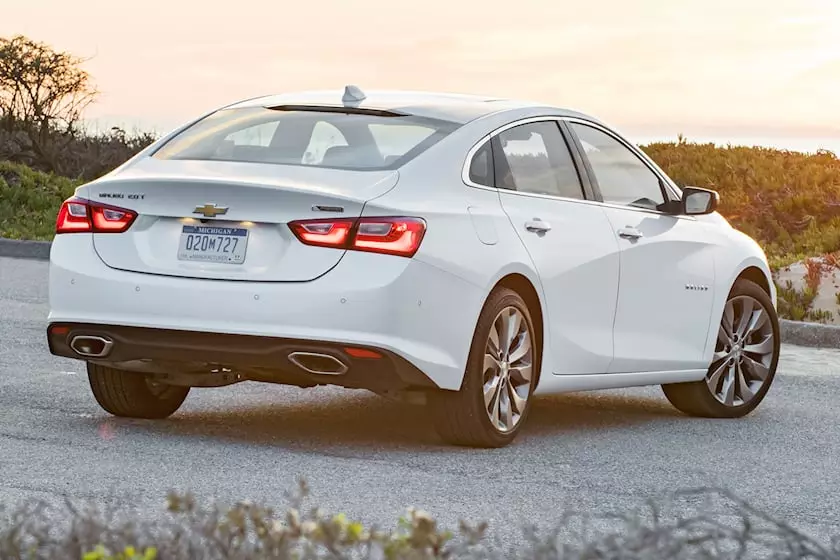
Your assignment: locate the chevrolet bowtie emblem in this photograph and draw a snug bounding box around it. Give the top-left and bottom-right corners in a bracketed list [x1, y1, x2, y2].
[193, 204, 228, 218]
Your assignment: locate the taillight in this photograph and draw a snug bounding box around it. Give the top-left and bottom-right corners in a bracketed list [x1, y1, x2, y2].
[56, 197, 137, 234]
[55, 200, 92, 233]
[288, 217, 426, 258]
[288, 219, 355, 249]
[353, 218, 426, 257]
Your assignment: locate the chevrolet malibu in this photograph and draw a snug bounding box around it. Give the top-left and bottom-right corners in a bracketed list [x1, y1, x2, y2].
[46, 87, 780, 447]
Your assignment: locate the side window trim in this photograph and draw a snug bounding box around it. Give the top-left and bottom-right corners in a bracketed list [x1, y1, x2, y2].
[490, 135, 508, 190]
[461, 117, 596, 202]
[557, 120, 597, 201]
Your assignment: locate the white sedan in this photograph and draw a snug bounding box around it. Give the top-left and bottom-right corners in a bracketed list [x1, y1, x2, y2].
[46, 87, 780, 447]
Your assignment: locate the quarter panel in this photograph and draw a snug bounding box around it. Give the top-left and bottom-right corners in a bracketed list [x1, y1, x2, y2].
[362, 147, 556, 385]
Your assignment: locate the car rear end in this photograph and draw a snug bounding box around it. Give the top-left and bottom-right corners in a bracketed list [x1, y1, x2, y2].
[46, 102, 485, 394]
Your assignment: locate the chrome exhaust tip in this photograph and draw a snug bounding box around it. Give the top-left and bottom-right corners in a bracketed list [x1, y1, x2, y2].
[70, 335, 114, 358]
[288, 352, 349, 375]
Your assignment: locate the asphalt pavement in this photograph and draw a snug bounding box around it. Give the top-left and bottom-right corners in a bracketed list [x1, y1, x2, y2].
[2, 255, 840, 543]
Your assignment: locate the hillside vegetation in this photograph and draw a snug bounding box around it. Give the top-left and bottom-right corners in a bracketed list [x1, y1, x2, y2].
[643, 140, 840, 270]
[3, 140, 840, 270]
[0, 160, 79, 240]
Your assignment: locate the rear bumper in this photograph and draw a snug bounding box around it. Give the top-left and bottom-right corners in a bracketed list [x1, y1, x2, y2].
[47, 322, 438, 393]
[47, 235, 486, 390]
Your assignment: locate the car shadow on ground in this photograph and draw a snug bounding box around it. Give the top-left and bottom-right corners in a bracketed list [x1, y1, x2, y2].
[83, 386, 687, 451]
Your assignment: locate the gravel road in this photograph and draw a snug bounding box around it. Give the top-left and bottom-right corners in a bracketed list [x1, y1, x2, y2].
[2, 255, 839, 542]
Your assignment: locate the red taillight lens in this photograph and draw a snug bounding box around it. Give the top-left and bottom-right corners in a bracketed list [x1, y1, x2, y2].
[288, 217, 426, 258]
[56, 198, 137, 234]
[90, 205, 136, 232]
[288, 219, 355, 249]
[353, 218, 426, 257]
[55, 199, 92, 233]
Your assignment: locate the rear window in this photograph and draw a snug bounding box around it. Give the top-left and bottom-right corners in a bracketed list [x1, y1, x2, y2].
[152, 107, 459, 170]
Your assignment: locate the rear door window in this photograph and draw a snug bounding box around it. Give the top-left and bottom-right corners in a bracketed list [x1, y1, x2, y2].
[492, 121, 584, 199]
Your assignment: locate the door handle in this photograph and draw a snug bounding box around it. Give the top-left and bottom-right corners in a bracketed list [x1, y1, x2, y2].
[617, 226, 643, 240]
[525, 219, 552, 233]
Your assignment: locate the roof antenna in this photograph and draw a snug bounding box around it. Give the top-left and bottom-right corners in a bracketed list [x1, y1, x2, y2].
[342, 85, 366, 105]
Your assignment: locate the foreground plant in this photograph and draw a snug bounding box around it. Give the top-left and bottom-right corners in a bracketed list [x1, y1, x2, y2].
[1, 481, 839, 559]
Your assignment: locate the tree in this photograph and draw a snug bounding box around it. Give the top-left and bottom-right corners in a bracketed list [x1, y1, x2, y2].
[0, 35, 97, 131]
[0, 35, 98, 172]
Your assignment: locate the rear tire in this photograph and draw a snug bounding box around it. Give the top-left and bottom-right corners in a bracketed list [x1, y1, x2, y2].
[429, 287, 538, 448]
[662, 278, 780, 418]
[87, 363, 189, 419]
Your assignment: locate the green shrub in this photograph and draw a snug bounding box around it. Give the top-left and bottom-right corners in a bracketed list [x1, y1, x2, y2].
[642, 140, 840, 268]
[0, 160, 81, 240]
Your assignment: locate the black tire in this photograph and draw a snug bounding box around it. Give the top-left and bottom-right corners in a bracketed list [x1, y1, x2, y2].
[87, 363, 189, 419]
[428, 287, 539, 448]
[662, 278, 780, 418]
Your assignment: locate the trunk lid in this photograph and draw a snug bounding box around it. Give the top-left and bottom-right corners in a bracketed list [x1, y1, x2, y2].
[85, 158, 399, 281]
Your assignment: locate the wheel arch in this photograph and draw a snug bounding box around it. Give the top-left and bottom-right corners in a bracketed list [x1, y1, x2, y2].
[734, 266, 772, 299]
[703, 257, 776, 363]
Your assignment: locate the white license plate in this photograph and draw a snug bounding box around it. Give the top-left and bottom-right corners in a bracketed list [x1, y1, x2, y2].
[177, 225, 249, 264]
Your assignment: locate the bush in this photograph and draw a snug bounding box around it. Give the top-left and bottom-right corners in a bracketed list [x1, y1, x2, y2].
[0, 124, 155, 182]
[642, 140, 840, 270]
[0, 160, 80, 240]
[1, 482, 838, 559]
[0, 34, 158, 181]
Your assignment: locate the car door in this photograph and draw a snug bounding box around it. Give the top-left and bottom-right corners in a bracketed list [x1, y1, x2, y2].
[566, 120, 716, 374]
[488, 119, 621, 375]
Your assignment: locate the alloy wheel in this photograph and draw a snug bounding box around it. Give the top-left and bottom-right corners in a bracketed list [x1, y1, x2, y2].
[483, 306, 533, 432]
[708, 295, 775, 407]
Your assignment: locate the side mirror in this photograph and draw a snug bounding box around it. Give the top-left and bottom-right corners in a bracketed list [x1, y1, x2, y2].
[682, 186, 719, 215]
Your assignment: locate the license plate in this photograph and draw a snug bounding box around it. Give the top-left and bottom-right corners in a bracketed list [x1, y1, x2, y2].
[177, 225, 249, 264]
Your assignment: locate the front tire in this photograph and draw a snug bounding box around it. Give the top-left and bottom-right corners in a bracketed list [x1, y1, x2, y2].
[662, 278, 780, 418]
[429, 288, 538, 447]
[87, 363, 190, 419]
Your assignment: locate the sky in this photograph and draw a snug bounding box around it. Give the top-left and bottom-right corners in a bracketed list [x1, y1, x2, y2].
[3, 0, 839, 152]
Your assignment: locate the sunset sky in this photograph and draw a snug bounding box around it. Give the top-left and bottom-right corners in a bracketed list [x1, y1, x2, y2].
[3, 0, 839, 151]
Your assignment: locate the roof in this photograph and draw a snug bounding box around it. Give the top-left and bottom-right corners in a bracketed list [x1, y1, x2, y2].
[225, 88, 582, 124]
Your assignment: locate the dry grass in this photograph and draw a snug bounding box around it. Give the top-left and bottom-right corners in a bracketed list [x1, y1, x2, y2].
[1, 483, 838, 559]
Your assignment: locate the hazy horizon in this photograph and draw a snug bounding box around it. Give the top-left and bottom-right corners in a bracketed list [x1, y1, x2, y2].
[3, 0, 839, 153]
